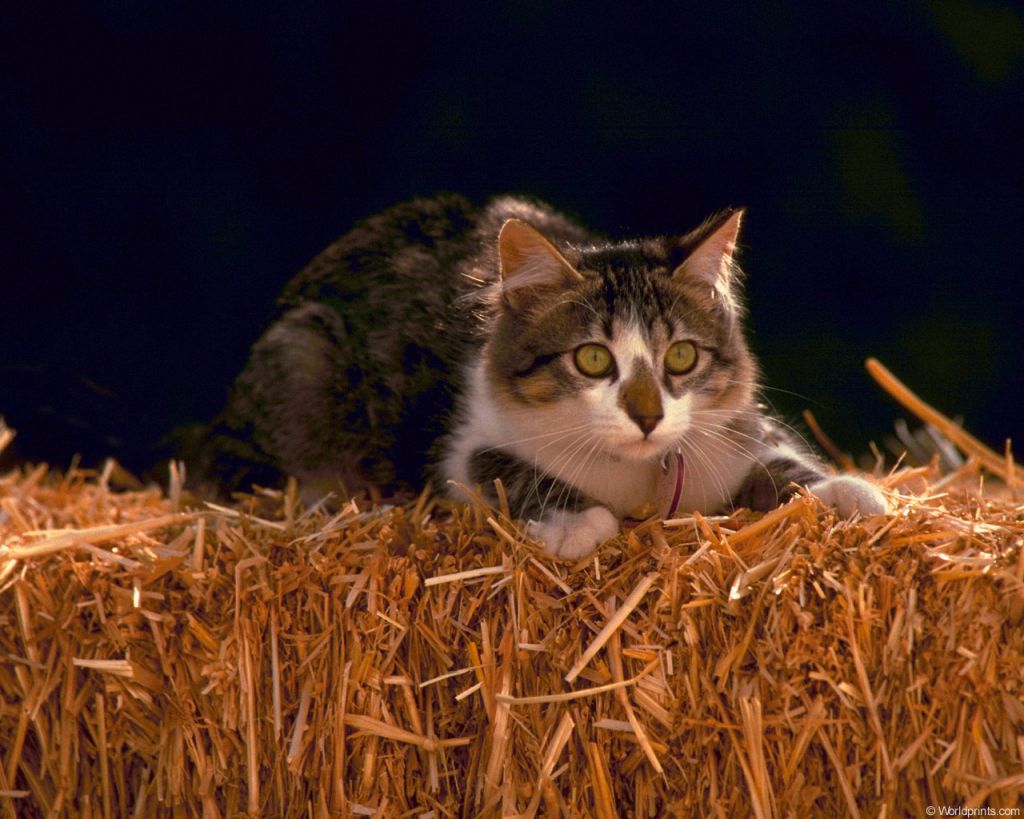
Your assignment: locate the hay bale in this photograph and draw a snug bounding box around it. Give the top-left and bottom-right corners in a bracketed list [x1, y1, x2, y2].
[1, 362, 1023, 817]
[2, 460, 1022, 816]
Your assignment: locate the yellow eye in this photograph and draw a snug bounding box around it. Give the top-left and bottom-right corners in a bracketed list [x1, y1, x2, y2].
[574, 344, 614, 377]
[665, 341, 698, 375]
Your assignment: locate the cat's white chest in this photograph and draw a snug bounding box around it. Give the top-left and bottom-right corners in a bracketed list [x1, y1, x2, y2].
[552, 450, 655, 515]
[675, 446, 751, 514]
[563, 454, 657, 516]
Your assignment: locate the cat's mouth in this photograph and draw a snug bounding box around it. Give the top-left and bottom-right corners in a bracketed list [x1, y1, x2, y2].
[612, 437, 673, 462]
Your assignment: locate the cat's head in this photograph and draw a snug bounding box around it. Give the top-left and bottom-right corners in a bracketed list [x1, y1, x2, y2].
[485, 210, 758, 463]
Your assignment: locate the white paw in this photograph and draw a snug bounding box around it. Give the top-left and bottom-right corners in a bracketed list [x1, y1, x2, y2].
[810, 475, 890, 517]
[527, 507, 619, 559]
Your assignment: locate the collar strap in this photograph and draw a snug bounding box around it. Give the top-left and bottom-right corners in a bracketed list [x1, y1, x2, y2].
[665, 451, 686, 519]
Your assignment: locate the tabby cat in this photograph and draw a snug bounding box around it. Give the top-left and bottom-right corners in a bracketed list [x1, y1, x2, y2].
[201, 194, 887, 557]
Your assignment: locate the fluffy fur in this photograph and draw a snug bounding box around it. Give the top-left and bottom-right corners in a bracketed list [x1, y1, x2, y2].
[198, 194, 888, 557]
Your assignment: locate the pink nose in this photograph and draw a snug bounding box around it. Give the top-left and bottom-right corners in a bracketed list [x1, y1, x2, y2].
[629, 412, 663, 436]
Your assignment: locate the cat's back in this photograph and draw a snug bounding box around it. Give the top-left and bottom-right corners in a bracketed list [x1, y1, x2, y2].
[278, 193, 593, 307]
[278, 192, 481, 316]
[271, 193, 597, 356]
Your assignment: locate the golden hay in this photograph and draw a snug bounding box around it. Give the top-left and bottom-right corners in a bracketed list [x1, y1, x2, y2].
[1, 365, 1023, 817]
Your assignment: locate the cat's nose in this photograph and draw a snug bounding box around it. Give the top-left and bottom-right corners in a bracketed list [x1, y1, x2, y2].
[629, 411, 663, 437]
[619, 364, 664, 437]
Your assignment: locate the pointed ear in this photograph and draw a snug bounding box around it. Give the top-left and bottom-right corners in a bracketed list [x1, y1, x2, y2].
[671, 208, 745, 296]
[498, 219, 583, 311]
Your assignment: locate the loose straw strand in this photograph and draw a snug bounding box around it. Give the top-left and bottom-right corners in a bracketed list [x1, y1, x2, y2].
[866, 357, 1023, 482]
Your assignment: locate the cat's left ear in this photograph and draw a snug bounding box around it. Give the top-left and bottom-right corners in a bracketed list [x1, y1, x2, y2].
[672, 208, 745, 298]
[498, 219, 583, 311]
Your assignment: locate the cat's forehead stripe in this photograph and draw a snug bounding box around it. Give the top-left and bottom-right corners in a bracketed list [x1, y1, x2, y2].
[611, 325, 655, 375]
[585, 263, 699, 338]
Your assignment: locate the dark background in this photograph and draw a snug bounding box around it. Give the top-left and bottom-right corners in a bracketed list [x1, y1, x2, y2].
[1, 0, 1021, 475]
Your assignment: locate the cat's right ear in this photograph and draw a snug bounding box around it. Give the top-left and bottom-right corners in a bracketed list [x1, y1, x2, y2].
[498, 219, 583, 311]
[671, 208, 745, 302]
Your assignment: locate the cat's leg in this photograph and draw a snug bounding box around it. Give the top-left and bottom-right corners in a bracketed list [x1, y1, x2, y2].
[468, 448, 619, 559]
[734, 452, 889, 517]
[527, 507, 620, 560]
[807, 474, 889, 517]
[217, 303, 392, 497]
[731, 454, 824, 512]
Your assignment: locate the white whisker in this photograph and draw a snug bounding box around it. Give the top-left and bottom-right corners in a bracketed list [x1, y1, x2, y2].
[476, 422, 594, 454]
[531, 431, 595, 521]
[686, 422, 780, 505]
[677, 436, 734, 513]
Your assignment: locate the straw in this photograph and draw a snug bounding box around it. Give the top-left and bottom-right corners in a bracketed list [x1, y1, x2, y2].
[867, 357, 1023, 482]
[2, 360, 1023, 815]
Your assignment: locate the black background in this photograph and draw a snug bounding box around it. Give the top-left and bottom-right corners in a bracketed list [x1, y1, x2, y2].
[2, 1, 1021, 474]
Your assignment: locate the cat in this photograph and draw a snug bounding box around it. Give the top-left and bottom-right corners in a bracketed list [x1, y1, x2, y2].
[197, 193, 888, 558]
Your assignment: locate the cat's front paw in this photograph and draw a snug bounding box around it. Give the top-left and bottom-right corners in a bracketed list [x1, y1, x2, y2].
[527, 506, 619, 559]
[810, 475, 889, 517]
